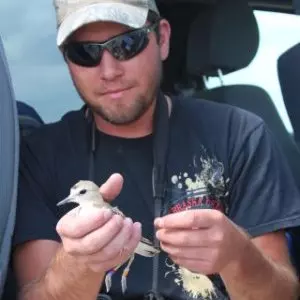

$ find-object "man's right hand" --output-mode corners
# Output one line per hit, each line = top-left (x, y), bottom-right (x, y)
(56, 173), (142, 273)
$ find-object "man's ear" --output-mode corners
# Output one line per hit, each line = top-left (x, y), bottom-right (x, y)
(158, 19), (171, 61)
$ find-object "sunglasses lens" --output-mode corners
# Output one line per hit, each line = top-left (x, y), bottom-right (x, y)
(109, 30), (149, 61)
(65, 43), (102, 67)
(64, 25), (153, 67)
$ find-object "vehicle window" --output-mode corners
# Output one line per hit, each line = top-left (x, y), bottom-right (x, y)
(0, 0), (82, 123)
(207, 10), (300, 134)
(1, 4), (300, 128)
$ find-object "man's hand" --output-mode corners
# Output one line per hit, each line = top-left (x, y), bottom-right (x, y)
(56, 174), (142, 273)
(154, 209), (249, 275)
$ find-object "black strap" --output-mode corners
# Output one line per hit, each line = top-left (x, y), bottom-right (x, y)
(88, 121), (96, 181)
(88, 90), (170, 299)
(147, 91), (170, 299)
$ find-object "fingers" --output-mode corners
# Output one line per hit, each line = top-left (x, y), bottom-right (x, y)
(57, 208), (113, 239)
(64, 214), (125, 255)
(155, 209), (224, 229)
(95, 217), (134, 260)
(156, 228), (216, 247)
(161, 242), (216, 260)
(170, 257), (212, 274)
(103, 221), (141, 261)
(87, 222), (142, 272)
(126, 222), (142, 253)
(99, 173), (124, 202)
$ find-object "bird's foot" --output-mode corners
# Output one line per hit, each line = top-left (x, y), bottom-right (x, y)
(121, 254), (135, 294)
(105, 270), (114, 293)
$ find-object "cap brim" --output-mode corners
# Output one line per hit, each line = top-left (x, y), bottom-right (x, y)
(57, 3), (148, 47)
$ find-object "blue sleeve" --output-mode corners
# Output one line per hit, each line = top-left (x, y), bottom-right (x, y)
(16, 101), (44, 124)
(228, 122), (300, 237)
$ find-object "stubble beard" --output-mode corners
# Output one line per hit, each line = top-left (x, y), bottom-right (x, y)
(92, 92), (154, 125)
(75, 62), (163, 126)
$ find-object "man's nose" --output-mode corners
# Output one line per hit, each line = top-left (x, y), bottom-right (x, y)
(99, 50), (123, 81)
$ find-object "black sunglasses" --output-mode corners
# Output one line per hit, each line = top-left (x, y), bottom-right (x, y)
(63, 22), (159, 67)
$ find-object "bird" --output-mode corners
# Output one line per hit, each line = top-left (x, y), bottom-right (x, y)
(57, 180), (160, 294)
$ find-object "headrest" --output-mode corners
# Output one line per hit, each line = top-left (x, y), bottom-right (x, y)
(159, 2), (209, 93)
(186, 0), (259, 77)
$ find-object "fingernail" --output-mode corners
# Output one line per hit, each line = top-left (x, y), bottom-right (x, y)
(155, 218), (163, 227)
(156, 230), (161, 239)
(134, 222), (142, 230)
(114, 215), (123, 225)
(124, 217), (133, 225)
(103, 209), (112, 220)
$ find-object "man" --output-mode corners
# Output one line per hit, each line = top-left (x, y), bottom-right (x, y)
(12, 0), (300, 299)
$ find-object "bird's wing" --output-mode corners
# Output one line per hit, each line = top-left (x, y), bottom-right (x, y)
(110, 205), (125, 217)
(92, 202), (105, 209)
(104, 203), (160, 257)
(135, 237), (160, 257)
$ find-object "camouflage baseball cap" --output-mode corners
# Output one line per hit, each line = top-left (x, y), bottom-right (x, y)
(54, 0), (160, 47)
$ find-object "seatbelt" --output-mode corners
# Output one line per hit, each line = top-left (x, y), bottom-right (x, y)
(89, 91), (170, 299)
(0, 38), (19, 296)
(145, 91), (170, 300)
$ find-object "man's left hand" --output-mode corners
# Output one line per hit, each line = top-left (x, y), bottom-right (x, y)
(154, 209), (250, 275)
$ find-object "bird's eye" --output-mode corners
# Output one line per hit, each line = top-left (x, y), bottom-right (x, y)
(79, 189), (87, 195)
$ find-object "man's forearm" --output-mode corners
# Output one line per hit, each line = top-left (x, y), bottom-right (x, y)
(220, 239), (299, 300)
(19, 245), (105, 300)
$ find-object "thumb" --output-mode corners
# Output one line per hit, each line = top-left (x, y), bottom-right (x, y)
(99, 173), (124, 203)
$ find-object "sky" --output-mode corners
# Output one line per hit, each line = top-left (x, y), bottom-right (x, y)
(0, 1), (300, 133)
(0, 0), (83, 122)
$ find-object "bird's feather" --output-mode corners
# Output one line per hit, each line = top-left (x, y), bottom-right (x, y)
(59, 180), (161, 294)
(59, 180), (161, 258)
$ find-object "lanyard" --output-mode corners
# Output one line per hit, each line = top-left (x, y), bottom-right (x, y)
(88, 90), (170, 299)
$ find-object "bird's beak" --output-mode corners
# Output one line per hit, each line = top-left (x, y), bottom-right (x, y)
(57, 196), (74, 206)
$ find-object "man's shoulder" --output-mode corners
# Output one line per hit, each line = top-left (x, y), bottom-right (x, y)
(20, 107), (87, 161)
(24, 107), (86, 143)
(172, 95), (265, 131)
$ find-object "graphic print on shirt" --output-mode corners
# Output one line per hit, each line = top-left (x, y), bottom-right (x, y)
(164, 151), (230, 300)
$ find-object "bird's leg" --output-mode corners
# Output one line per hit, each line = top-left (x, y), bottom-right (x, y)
(105, 264), (122, 293)
(121, 254), (135, 294)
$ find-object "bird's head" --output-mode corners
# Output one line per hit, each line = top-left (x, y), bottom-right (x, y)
(57, 180), (100, 206)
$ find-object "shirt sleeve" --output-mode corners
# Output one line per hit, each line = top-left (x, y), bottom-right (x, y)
(228, 121), (300, 237)
(12, 135), (60, 248)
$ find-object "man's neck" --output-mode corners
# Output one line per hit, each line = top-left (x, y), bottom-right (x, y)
(93, 95), (172, 139)
(93, 101), (156, 139)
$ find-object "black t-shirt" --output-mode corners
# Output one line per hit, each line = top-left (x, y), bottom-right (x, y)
(13, 96), (300, 300)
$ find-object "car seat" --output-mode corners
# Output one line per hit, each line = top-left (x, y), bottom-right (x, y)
(0, 36), (19, 297)
(277, 42), (300, 145)
(183, 0), (300, 192)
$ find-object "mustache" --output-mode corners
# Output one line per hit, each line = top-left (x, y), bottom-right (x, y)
(96, 80), (137, 95)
